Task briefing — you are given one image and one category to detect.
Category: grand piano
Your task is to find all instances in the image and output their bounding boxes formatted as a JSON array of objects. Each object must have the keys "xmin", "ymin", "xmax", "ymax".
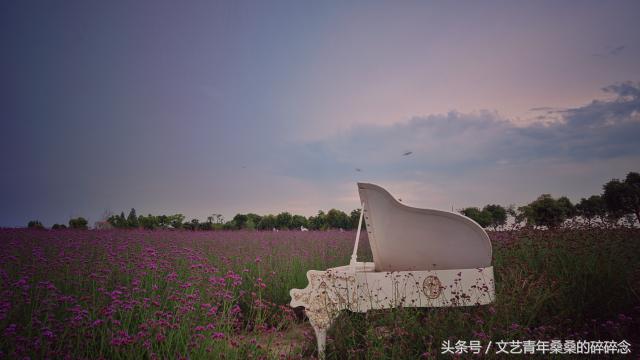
[{"xmin": 290, "ymin": 183, "xmax": 495, "ymax": 358}]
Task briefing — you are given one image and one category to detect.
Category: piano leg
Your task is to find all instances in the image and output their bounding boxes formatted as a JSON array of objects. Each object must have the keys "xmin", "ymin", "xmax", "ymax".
[
  {"xmin": 311, "ymin": 320, "xmax": 327, "ymax": 359},
  {"xmin": 290, "ymin": 270, "xmax": 355, "ymax": 359},
  {"xmin": 306, "ymin": 308, "xmax": 336, "ymax": 360}
]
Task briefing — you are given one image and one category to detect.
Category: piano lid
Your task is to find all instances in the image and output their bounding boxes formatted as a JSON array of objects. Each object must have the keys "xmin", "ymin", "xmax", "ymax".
[{"xmin": 357, "ymin": 183, "xmax": 493, "ymax": 272}]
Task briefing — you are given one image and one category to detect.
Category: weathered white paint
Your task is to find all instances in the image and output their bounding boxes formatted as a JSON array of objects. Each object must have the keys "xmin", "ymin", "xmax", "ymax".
[{"xmin": 290, "ymin": 183, "xmax": 496, "ymax": 359}]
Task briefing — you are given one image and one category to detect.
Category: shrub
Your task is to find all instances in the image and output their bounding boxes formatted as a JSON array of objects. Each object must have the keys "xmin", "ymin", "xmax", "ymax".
[
  {"xmin": 68, "ymin": 217, "xmax": 88, "ymax": 229},
  {"xmin": 27, "ymin": 220, "xmax": 45, "ymax": 230}
]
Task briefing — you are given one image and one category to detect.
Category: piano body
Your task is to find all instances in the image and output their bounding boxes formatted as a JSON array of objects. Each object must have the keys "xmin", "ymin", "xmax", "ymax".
[{"xmin": 290, "ymin": 183, "xmax": 495, "ymax": 358}]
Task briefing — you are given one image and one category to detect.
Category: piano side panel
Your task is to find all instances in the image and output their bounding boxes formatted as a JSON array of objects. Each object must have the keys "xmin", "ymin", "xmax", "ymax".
[
  {"xmin": 351, "ymin": 267, "xmax": 495, "ymax": 312},
  {"xmin": 290, "ymin": 265, "xmax": 495, "ymax": 316}
]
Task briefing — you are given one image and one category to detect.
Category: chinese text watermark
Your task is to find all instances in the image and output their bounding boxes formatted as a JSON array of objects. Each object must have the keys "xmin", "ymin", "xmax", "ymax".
[{"xmin": 441, "ymin": 339, "xmax": 631, "ymax": 355}]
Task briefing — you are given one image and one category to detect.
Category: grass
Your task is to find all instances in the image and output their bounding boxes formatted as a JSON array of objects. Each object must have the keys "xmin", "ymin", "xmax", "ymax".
[{"xmin": 0, "ymin": 227, "xmax": 638, "ymax": 359}]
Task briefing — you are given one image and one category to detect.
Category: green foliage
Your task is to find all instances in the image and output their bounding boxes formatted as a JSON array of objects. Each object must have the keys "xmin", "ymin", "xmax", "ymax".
[
  {"xmin": 460, "ymin": 207, "xmax": 492, "ymax": 228},
  {"xmin": 116, "ymin": 212, "xmax": 127, "ymax": 228},
  {"xmin": 106, "ymin": 210, "xmax": 185, "ymax": 229},
  {"xmin": 222, "ymin": 221, "xmax": 236, "ymax": 230},
  {"xmin": 186, "ymin": 218, "xmax": 200, "ymax": 230},
  {"xmin": 127, "ymin": 208, "xmax": 139, "ymax": 228},
  {"xmin": 232, "ymin": 214, "xmax": 248, "ymax": 229},
  {"xmin": 68, "ymin": 217, "xmax": 88, "ymax": 229},
  {"xmin": 308, "ymin": 211, "xmax": 327, "ymax": 230},
  {"xmin": 245, "ymin": 213, "xmax": 261, "ymax": 229},
  {"xmin": 169, "ymin": 214, "xmax": 185, "ymax": 229},
  {"xmin": 326, "ymin": 209, "xmax": 351, "ymax": 229},
  {"xmin": 518, "ymin": 194, "xmax": 575, "ymax": 229},
  {"xmin": 275, "ymin": 212, "xmax": 293, "ymax": 230},
  {"xmin": 482, "ymin": 204, "xmax": 507, "ymax": 229},
  {"xmin": 27, "ymin": 220, "xmax": 45, "ymax": 229},
  {"xmin": 349, "ymin": 208, "xmax": 367, "ymax": 231},
  {"xmin": 576, "ymin": 195, "xmax": 606, "ymax": 222},
  {"xmin": 557, "ymin": 196, "xmax": 576, "ymax": 218},
  {"xmin": 137, "ymin": 214, "xmax": 158, "ymax": 230},
  {"xmin": 291, "ymin": 214, "xmax": 308, "ymax": 229},
  {"xmin": 603, "ymin": 172, "xmax": 640, "ymax": 222},
  {"xmin": 257, "ymin": 214, "xmax": 276, "ymax": 230},
  {"xmin": 244, "ymin": 217, "xmax": 256, "ymax": 230},
  {"xmin": 226, "ymin": 213, "xmax": 263, "ymax": 230},
  {"xmin": 198, "ymin": 221, "xmax": 213, "ymax": 231}
]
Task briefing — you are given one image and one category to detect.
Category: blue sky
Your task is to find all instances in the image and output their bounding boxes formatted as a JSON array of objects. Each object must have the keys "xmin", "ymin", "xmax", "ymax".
[{"xmin": 1, "ymin": 1, "xmax": 639, "ymax": 226}]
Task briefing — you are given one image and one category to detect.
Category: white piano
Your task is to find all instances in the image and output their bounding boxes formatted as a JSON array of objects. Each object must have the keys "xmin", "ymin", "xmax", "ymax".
[{"xmin": 290, "ymin": 183, "xmax": 495, "ymax": 358}]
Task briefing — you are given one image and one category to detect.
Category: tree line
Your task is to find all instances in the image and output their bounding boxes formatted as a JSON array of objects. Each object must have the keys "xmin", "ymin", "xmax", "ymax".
[
  {"xmin": 27, "ymin": 217, "xmax": 89, "ymax": 230},
  {"xmin": 97, "ymin": 208, "xmax": 364, "ymax": 231},
  {"xmin": 459, "ymin": 171, "xmax": 639, "ymax": 229},
  {"xmin": 27, "ymin": 171, "xmax": 638, "ymax": 231}
]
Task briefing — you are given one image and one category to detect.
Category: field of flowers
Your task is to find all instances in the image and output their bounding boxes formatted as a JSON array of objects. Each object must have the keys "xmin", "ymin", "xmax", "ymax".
[{"xmin": 1, "ymin": 227, "xmax": 639, "ymax": 359}]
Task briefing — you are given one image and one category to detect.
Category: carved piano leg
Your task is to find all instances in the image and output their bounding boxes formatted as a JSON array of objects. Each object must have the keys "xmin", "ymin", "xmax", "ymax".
[
  {"xmin": 305, "ymin": 307, "xmax": 337, "ymax": 360},
  {"xmin": 290, "ymin": 270, "xmax": 354, "ymax": 359},
  {"xmin": 310, "ymin": 318, "xmax": 327, "ymax": 359}
]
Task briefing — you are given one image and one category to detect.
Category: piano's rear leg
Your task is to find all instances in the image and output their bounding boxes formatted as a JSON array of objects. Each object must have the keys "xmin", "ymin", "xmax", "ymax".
[
  {"xmin": 290, "ymin": 270, "xmax": 353, "ymax": 359},
  {"xmin": 306, "ymin": 309, "xmax": 336, "ymax": 360},
  {"xmin": 311, "ymin": 321, "xmax": 327, "ymax": 359}
]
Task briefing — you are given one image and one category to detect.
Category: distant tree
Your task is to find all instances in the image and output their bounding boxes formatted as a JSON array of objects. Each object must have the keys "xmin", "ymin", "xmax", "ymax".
[
  {"xmin": 51, "ymin": 224, "xmax": 67, "ymax": 230},
  {"xmin": 27, "ymin": 220, "xmax": 45, "ymax": 230},
  {"xmin": 276, "ymin": 212, "xmax": 293, "ymax": 230},
  {"xmin": 199, "ymin": 221, "xmax": 213, "ymax": 231},
  {"xmin": 603, "ymin": 172, "xmax": 640, "ymax": 222},
  {"xmin": 117, "ymin": 212, "xmax": 127, "ymax": 228},
  {"xmin": 106, "ymin": 215, "xmax": 118, "ymax": 227},
  {"xmin": 326, "ymin": 209, "xmax": 350, "ymax": 229},
  {"xmin": 350, "ymin": 209, "xmax": 366, "ymax": 230},
  {"xmin": 169, "ymin": 214, "xmax": 185, "ymax": 229},
  {"xmin": 518, "ymin": 194, "xmax": 574, "ymax": 229},
  {"xmin": 576, "ymin": 195, "xmax": 607, "ymax": 224},
  {"xmin": 244, "ymin": 217, "xmax": 256, "ymax": 230},
  {"xmin": 222, "ymin": 221, "xmax": 236, "ymax": 230},
  {"xmin": 257, "ymin": 214, "xmax": 276, "ymax": 230},
  {"xmin": 138, "ymin": 214, "xmax": 158, "ymax": 230},
  {"xmin": 291, "ymin": 214, "xmax": 308, "ymax": 229},
  {"xmin": 179, "ymin": 218, "xmax": 197, "ymax": 230},
  {"xmin": 246, "ymin": 213, "xmax": 262, "ymax": 229},
  {"xmin": 308, "ymin": 211, "xmax": 327, "ymax": 230},
  {"xmin": 557, "ymin": 196, "xmax": 577, "ymax": 219},
  {"xmin": 482, "ymin": 204, "xmax": 507, "ymax": 229},
  {"xmin": 460, "ymin": 207, "xmax": 492, "ymax": 228},
  {"xmin": 232, "ymin": 214, "xmax": 249, "ymax": 229},
  {"xmin": 69, "ymin": 217, "xmax": 88, "ymax": 229},
  {"xmin": 156, "ymin": 215, "xmax": 169, "ymax": 229},
  {"xmin": 127, "ymin": 208, "xmax": 139, "ymax": 228},
  {"xmin": 515, "ymin": 205, "xmax": 533, "ymax": 227}
]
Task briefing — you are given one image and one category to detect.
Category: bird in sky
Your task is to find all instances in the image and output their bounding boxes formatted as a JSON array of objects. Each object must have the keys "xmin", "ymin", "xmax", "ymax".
[
  {"xmin": 355, "ymin": 168, "xmax": 362, "ymax": 172},
  {"xmin": 402, "ymin": 151, "xmax": 413, "ymax": 156}
]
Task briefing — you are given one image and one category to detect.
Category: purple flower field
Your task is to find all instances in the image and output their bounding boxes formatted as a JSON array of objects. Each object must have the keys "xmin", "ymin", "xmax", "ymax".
[
  {"xmin": 1, "ymin": 228, "xmax": 639, "ymax": 359},
  {"xmin": 0, "ymin": 229, "xmax": 361, "ymax": 359}
]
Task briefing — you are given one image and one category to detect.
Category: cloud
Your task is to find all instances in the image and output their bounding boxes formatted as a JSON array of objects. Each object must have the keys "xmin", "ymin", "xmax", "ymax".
[
  {"xmin": 592, "ymin": 45, "xmax": 626, "ymax": 57},
  {"xmin": 609, "ymin": 45, "xmax": 625, "ymax": 55},
  {"xmin": 280, "ymin": 81, "xmax": 640, "ymax": 183}
]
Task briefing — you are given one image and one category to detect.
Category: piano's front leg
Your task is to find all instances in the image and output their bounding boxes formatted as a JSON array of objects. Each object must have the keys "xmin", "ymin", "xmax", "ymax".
[{"xmin": 290, "ymin": 269, "xmax": 356, "ymax": 359}]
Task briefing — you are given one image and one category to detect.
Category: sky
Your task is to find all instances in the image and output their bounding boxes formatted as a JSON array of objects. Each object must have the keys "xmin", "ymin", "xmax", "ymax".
[{"xmin": 1, "ymin": 0, "xmax": 639, "ymax": 227}]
